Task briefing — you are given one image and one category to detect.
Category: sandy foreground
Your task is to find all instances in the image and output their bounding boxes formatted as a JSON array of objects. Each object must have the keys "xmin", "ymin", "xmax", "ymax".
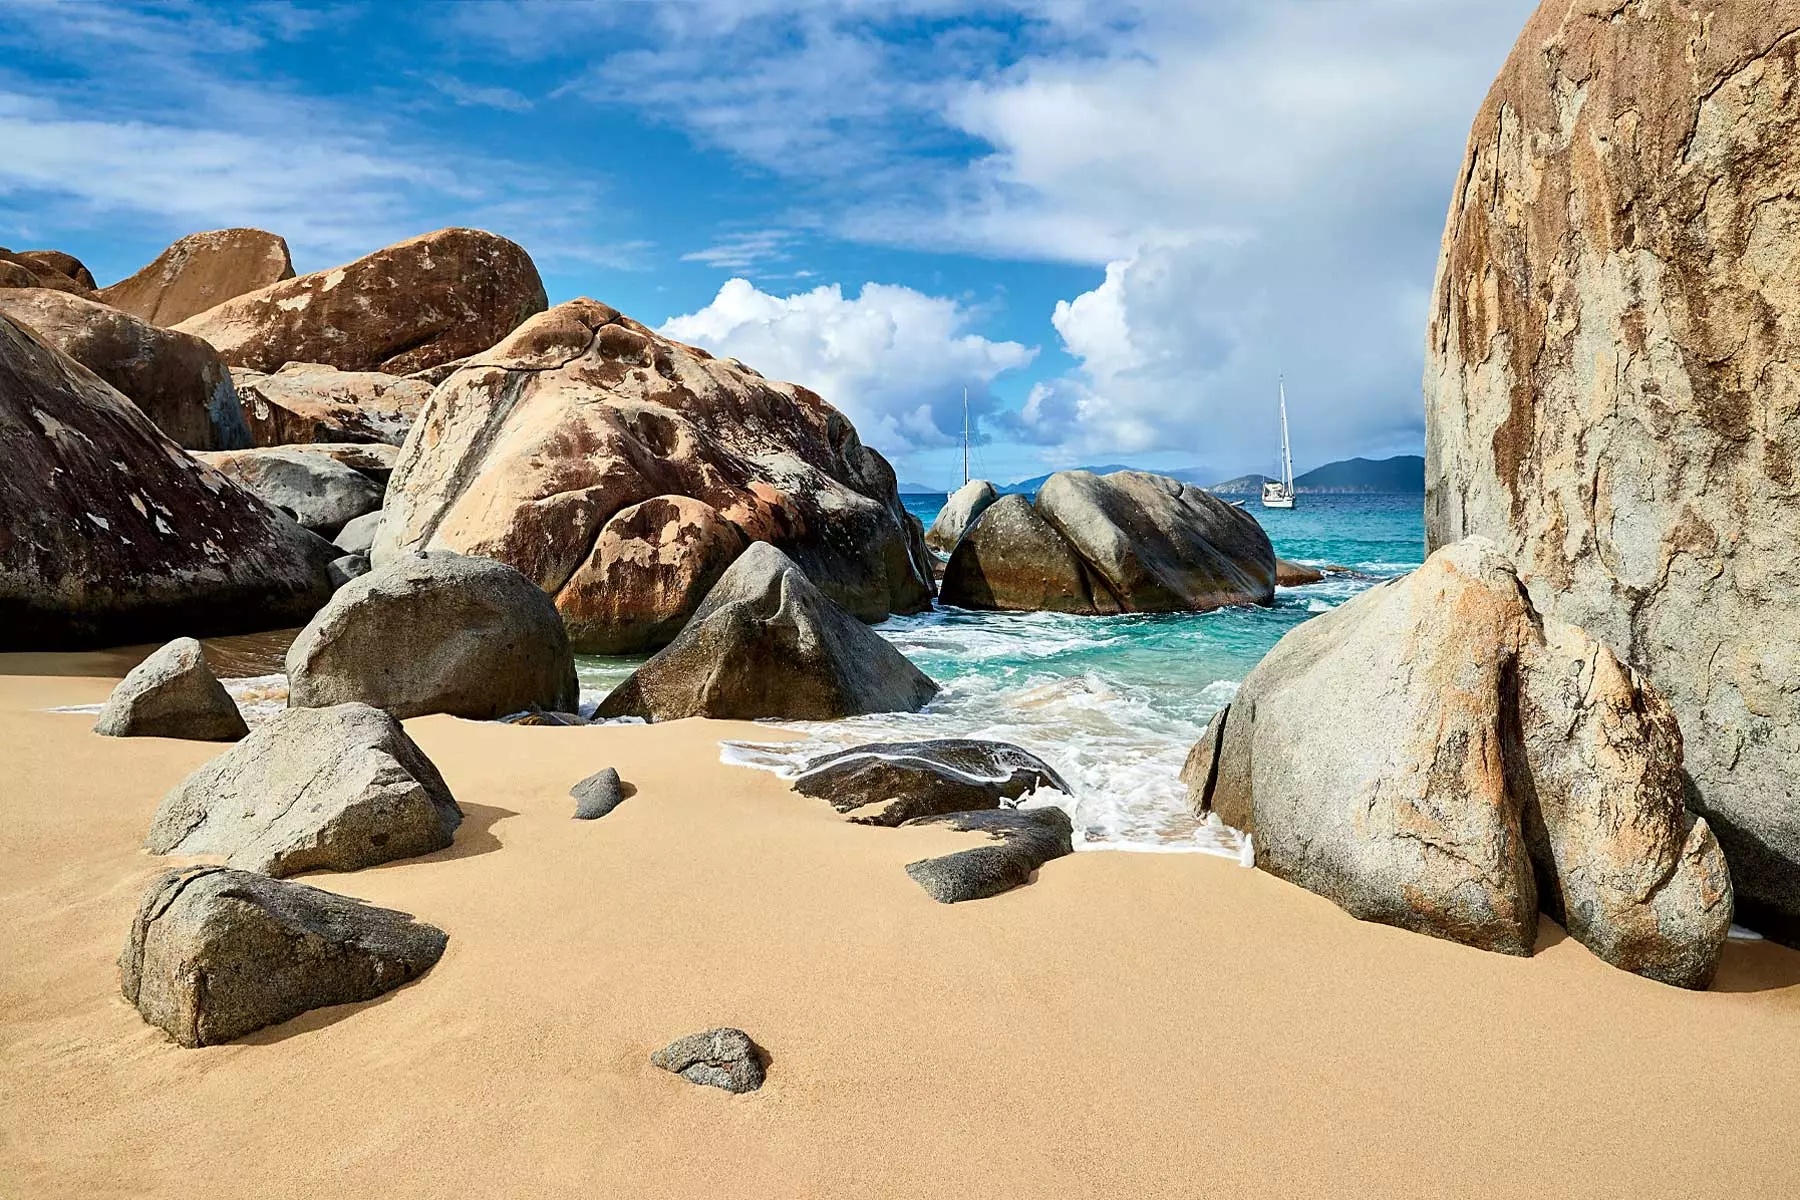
[{"xmin": 2, "ymin": 654, "xmax": 1799, "ymax": 1199}]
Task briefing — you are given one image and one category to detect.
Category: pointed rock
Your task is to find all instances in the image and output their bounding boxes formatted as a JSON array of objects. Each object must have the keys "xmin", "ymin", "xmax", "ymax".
[{"xmin": 94, "ymin": 637, "xmax": 247, "ymax": 742}]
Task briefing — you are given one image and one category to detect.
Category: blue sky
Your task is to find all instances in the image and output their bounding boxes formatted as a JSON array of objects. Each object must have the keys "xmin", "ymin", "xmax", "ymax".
[{"xmin": 0, "ymin": 0, "xmax": 1536, "ymax": 490}]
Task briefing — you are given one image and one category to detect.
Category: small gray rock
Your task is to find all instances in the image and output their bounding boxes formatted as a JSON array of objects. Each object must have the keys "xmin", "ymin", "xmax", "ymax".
[
  {"xmin": 327, "ymin": 553, "xmax": 371, "ymax": 588},
  {"xmin": 333, "ymin": 510, "xmax": 385, "ymax": 556},
  {"xmin": 120, "ymin": 865, "xmax": 448, "ymax": 1047},
  {"xmin": 903, "ymin": 806, "xmax": 1075, "ymax": 903},
  {"xmin": 571, "ymin": 767, "xmax": 623, "ymax": 820},
  {"xmin": 650, "ymin": 1027, "xmax": 765, "ymax": 1093},
  {"xmin": 93, "ymin": 637, "xmax": 247, "ymax": 742}
]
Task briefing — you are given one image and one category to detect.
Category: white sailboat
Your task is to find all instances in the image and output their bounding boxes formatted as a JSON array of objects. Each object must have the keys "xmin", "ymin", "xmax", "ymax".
[{"xmin": 1261, "ymin": 377, "xmax": 1297, "ymax": 510}]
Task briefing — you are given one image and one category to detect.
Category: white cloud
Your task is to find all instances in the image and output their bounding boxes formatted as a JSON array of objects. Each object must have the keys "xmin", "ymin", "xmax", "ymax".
[
  {"xmin": 662, "ymin": 277, "xmax": 1036, "ymax": 451},
  {"xmin": 680, "ymin": 230, "xmax": 794, "ymax": 271}
]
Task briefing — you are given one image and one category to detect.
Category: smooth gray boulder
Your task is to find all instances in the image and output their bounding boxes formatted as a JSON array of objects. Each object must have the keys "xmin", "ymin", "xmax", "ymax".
[
  {"xmin": 93, "ymin": 637, "xmax": 247, "ymax": 742},
  {"xmin": 595, "ymin": 543, "xmax": 938, "ymax": 722},
  {"xmin": 939, "ymin": 494, "xmax": 1117, "ymax": 614},
  {"xmin": 194, "ymin": 446, "xmax": 381, "ymax": 535},
  {"xmin": 903, "ymin": 806, "xmax": 1075, "ymax": 903},
  {"xmin": 650, "ymin": 1027, "xmax": 765, "ymax": 1093},
  {"xmin": 925, "ymin": 479, "xmax": 998, "ymax": 553},
  {"xmin": 287, "ymin": 551, "xmax": 579, "ymax": 721},
  {"xmin": 332, "ymin": 510, "xmax": 384, "ymax": 556},
  {"xmin": 571, "ymin": 767, "xmax": 623, "ymax": 820},
  {"xmin": 327, "ymin": 553, "xmax": 370, "ymax": 589},
  {"xmin": 145, "ymin": 702, "xmax": 463, "ymax": 878},
  {"xmin": 793, "ymin": 739, "xmax": 1071, "ymax": 827},
  {"xmin": 120, "ymin": 865, "xmax": 447, "ymax": 1047}
]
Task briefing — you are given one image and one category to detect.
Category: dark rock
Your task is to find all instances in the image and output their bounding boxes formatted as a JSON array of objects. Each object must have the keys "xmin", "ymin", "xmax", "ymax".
[
  {"xmin": 94, "ymin": 637, "xmax": 247, "ymax": 742},
  {"xmin": 903, "ymin": 806, "xmax": 1076, "ymax": 903},
  {"xmin": 571, "ymin": 767, "xmax": 624, "ymax": 820},
  {"xmin": 940, "ymin": 493, "xmax": 1118, "ymax": 614},
  {"xmin": 327, "ymin": 554, "xmax": 371, "ymax": 588},
  {"xmin": 11, "ymin": 250, "xmax": 96, "ymax": 290},
  {"xmin": 500, "ymin": 709, "xmax": 591, "ymax": 727},
  {"xmin": 650, "ymin": 1027, "xmax": 765, "ymax": 1093},
  {"xmin": 194, "ymin": 446, "xmax": 382, "ymax": 535},
  {"xmin": 793, "ymin": 739, "xmax": 1071, "ymax": 827}
]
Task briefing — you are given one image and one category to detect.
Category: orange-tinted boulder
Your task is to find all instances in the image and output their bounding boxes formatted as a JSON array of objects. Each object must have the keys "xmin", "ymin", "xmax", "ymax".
[{"xmin": 98, "ymin": 228, "xmax": 294, "ymax": 326}]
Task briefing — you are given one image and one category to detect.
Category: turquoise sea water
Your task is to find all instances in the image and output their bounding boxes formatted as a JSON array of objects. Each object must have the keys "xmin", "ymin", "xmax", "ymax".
[{"xmin": 581, "ymin": 493, "xmax": 1426, "ymax": 852}]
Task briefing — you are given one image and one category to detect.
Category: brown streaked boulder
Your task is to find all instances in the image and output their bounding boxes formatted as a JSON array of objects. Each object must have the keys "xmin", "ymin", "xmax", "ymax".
[
  {"xmin": 231, "ymin": 361, "xmax": 432, "ymax": 447},
  {"xmin": 940, "ymin": 493, "xmax": 1118, "ymax": 614},
  {"xmin": 0, "ymin": 249, "xmax": 90, "ymax": 295},
  {"xmin": 10, "ymin": 250, "xmax": 95, "ymax": 289},
  {"xmin": 175, "ymin": 227, "xmax": 546, "ymax": 375},
  {"xmin": 97, "ymin": 227, "xmax": 294, "ymax": 326},
  {"xmin": 925, "ymin": 479, "xmax": 998, "ymax": 553}
]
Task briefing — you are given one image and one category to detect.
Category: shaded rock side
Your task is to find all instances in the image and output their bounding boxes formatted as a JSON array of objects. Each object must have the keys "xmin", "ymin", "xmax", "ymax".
[
  {"xmin": 286, "ymin": 551, "xmax": 579, "ymax": 720},
  {"xmin": 98, "ymin": 228, "xmax": 295, "ymax": 327},
  {"xmin": 174, "ymin": 227, "xmax": 546, "ymax": 375},
  {"xmin": 939, "ymin": 493, "xmax": 1120, "ymax": 614},
  {"xmin": 232, "ymin": 362, "xmax": 432, "ymax": 447},
  {"xmin": 374, "ymin": 298, "xmax": 933, "ymax": 643},
  {"xmin": 0, "ymin": 287, "xmax": 250, "ymax": 450},
  {"xmin": 650, "ymin": 1028, "xmax": 766, "ymax": 1093},
  {"xmin": 1422, "ymin": 0, "xmax": 1800, "ymax": 943},
  {"xmin": 1195, "ymin": 537, "xmax": 1731, "ymax": 988},
  {"xmin": 925, "ymin": 479, "xmax": 998, "ymax": 553},
  {"xmin": 793, "ymin": 739, "xmax": 1072, "ymax": 826},
  {"xmin": 0, "ymin": 313, "xmax": 335, "ymax": 651},
  {"xmin": 9, "ymin": 249, "xmax": 96, "ymax": 290},
  {"xmin": 120, "ymin": 865, "xmax": 447, "ymax": 1047},
  {"xmin": 146, "ymin": 702, "xmax": 463, "ymax": 877},
  {"xmin": 596, "ymin": 542, "xmax": 938, "ymax": 722},
  {"xmin": 571, "ymin": 767, "xmax": 624, "ymax": 820},
  {"xmin": 194, "ymin": 446, "xmax": 382, "ymax": 535},
  {"xmin": 903, "ymin": 807, "xmax": 1076, "ymax": 903},
  {"xmin": 0, "ymin": 248, "xmax": 91, "ymax": 294},
  {"xmin": 94, "ymin": 637, "xmax": 248, "ymax": 742}
]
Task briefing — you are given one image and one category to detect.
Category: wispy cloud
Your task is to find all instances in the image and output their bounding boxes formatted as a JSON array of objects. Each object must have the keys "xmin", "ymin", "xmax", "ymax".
[
  {"xmin": 679, "ymin": 229, "xmax": 795, "ymax": 271},
  {"xmin": 427, "ymin": 75, "xmax": 535, "ymax": 113}
]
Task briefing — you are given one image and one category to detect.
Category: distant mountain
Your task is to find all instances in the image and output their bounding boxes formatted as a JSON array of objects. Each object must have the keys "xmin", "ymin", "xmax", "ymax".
[
  {"xmin": 897, "ymin": 482, "xmax": 945, "ymax": 495},
  {"xmin": 1213, "ymin": 455, "xmax": 1425, "ymax": 495}
]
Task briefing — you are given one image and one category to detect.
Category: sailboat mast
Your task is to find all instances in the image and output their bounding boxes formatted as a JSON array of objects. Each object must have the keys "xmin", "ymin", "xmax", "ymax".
[
  {"xmin": 962, "ymin": 387, "xmax": 970, "ymax": 487},
  {"xmin": 1279, "ymin": 377, "xmax": 1293, "ymax": 491}
]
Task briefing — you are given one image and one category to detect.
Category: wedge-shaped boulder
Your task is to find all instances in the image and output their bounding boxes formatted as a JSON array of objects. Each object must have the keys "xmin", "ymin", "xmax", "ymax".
[
  {"xmin": 596, "ymin": 543, "xmax": 937, "ymax": 722},
  {"xmin": 194, "ymin": 446, "xmax": 382, "ymax": 535},
  {"xmin": 98, "ymin": 228, "xmax": 295, "ymax": 326},
  {"xmin": 232, "ymin": 362, "xmax": 431, "ymax": 447},
  {"xmin": 287, "ymin": 551, "xmax": 579, "ymax": 720},
  {"xmin": 175, "ymin": 227, "xmax": 546, "ymax": 375},
  {"xmin": 0, "ymin": 313, "xmax": 334, "ymax": 651},
  {"xmin": 146, "ymin": 703, "xmax": 463, "ymax": 877},
  {"xmin": 1194, "ymin": 537, "xmax": 1732, "ymax": 988},
  {"xmin": 794, "ymin": 739, "xmax": 1071, "ymax": 826},
  {"xmin": 940, "ymin": 494, "xmax": 1119, "ymax": 614},
  {"xmin": 903, "ymin": 807, "xmax": 1075, "ymax": 903},
  {"xmin": 94, "ymin": 637, "xmax": 247, "ymax": 741},
  {"xmin": 120, "ymin": 865, "xmax": 447, "ymax": 1047},
  {"xmin": 925, "ymin": 479, "xmax": 998, "ymax": 553},
  {"xmin": 0, "ymin": 288, "xmax": 250, "ymax": 450}
]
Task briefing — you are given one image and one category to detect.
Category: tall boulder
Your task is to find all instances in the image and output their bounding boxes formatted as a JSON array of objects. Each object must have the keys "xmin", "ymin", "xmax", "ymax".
[
  {"xmin": 940, "ymin": 493, "xmax": 1120, "ymax": 614},
  {"xmin": 175, "ymin": 228, "xmax": 547, "ymax": 376},
  {"xmin": 374, "ymin": 299, "xmax": 933, "ymax": 648},
  {"xmin": 1192, "ymin": 538, "xmax": 1732, "ymax": 989},
  {"xmin": 925, "ymin": 479, "xmax": 998, "ymax": 552},
  {"xmin": 1424, "ymin": 1, "xmax": 1800, "ymax": 940},
  {"xmin": 0, "ymin": 288, "xmax": 250, "ymax": 450},
  {"xmin": 232, "ymin": 362, "xmax": 432, "ymax": 447},
  {"xmin": 98, "ymin": 228, "xmax": 295, "ymax": 326},
  {"xmin": 0, "ymin": 313, "xmax": 333, "ymax": 651}
]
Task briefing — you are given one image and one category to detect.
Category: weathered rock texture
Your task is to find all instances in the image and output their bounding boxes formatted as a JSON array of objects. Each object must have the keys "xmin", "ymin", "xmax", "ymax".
[
  {"xmin": 175, "ymin": 228, "xmax": 546, "ymax": 375},
  {"xmin": 571, "ymin": 767, "xmax": 624, "ymax": 820},
  {"xmin": 1275, "ymin": 559, "xmax": 1325, "ymax": 587},
  {"xmin": 98, "ymin": 228, "xmax": 295, "ymax": 327},
  {"xmin": 120, "ymin": 865, "xmax": 447, "ymax": 1047},
  {"xmin": 194, "ymin": 446, "xmax": 382, "ymax": 535},
  {"xmin": 596, "ymin": 543, "xmax": 938, "ymax": 722},
  {"xmin": 232, "ymin": 362, "xmax": 432, "ymax": 447},
  {"xmin": 940, "ymin": 494, "xmax": 1119, "ymax": 614},
  {"xmin": 0, "ymin": 249, "xmax": 91, "ymax": 294},
  {"xmin": 1192, "ymin": 538, "xmax": 1732, "ymax": 988},
  {"xmin": 287, "ymin": 551, "xmax": 579, "ymax": 720},
  {"xmin": 903, "ymin": 806, "xmax": 1076, "ymax": 904},
  {"xmin": 10, "ymin": 250, "xmax": 95, "ymax": 289},
  {"xmin": 925, "ymin": 479, "xmax": 998, "ymax": 553},
  {"xmin": 94, "ymin": 637, "xmax": 248, "ymax": 741},
  {"xmin": 793, "ymin": 739, "xmax": 1072, "ymax": 826},
  {"xmin": 0, "ymin": 288, "xmax": 250, "ymax": 450},
  {"xmin": 1424, "ymin": 0, "xmax": 1800, "ymax": 941},
  {"xmin": 374, "ymin": 299, "xmax": 933, "ymax": 647},
  {"xmin": 146, "ymin": 702, "xmax": 463, "ymax": 877},
  {"xmin": 0, "ymin": 314, "xmax": 334, "ymax": 650},
  {"xmin": 650, "ymin": 1028, "xmax": 765, "ymax": 1093}
]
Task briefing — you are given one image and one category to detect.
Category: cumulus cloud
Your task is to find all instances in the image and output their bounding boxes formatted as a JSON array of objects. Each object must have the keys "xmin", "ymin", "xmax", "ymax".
[{"xmin": 662, "ymin": 277, "xmax": 1036, "ymax": 452}]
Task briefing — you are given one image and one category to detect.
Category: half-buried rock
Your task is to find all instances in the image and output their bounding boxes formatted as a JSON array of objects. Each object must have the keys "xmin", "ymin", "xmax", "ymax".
[
  {"xmin": 287, "ymin": 551, "xmax": 579, "ymax": 721},
  {"xmin": 1191, "ymin": 537, "xmax": 1733, "ymax": 989},
  {"xmin": 145, "ymin": 702, "xmax": 462, "ymax": 877},
  {"xmin": 793, "ymin": 739, "xmax": 1071, "ymax": 826},
  {"xmin": 94, "ymin": 637, "xmax": 247, "ymax": 742},
  {"xmin": 596, "ymin": 543, "xmax": 938, "ymax": 722},
  {"xmin": 651, "ymin": 1028, "xmax": 765, "ymax": 1094},
  {"xmin": 195, "ymin": 446, "xmax": 382, "ymax": 536},
  {"xmin": 120, "ymin": 865, "xmax": 448, "ymax": 1047},
  {"xmin": 571, "ymin": 767, "xmax": 624, "ymax": 820},
  {"xmin": 904, "ymin": 807, "xmax": 1076, "ymax": 904}
]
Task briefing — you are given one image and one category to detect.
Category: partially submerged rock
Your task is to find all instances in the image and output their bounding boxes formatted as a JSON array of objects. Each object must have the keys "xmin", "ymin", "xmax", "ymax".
[
  {"xmin": 286, "ymin": 551, "xmax": 579, "ymax": 720},
  {"xmin": 793, "ymin": 739, "xmax": 1071, "ymax": 827},
  {"xmin": 571, "ymin": 767, "xmax": 624, "ymax": 820},
  {"xmin": 194, "ymin": 446, "xmax": 382, "ymax": 535},
  {"xmin": 903, "ymin": 807, "xmax": 1075, "ymax": 903},
  {"xmin": 650, "ymin": 1027, "xmax": 765, "ymax": 1093},
  {"xmin": 595, "ymin": 543, "xmax": 937, "ymax": 722},
  {"xmin": 501, "ymin": 709, "xmax": 590, "ymax": 728},
  {"xmin": 146, "ymin": 702, "xmax": 462, "ymax": 877},
  {"xmin": 1193, "ymin": 538, "xmax": 1732, "ymax": 988},
  {"xmin": 925, "ymin": 479, "xmax": 998, "ymax": 553},
  {"xmin": 97, "ymin": 228, "xmax": 295, "ymax": 327},
  {"xmin": 232, "ymin": 361, "xmax": 432, "ymax": 447},
  {"xmin": 1275, "ymin": 559, "xmax": 1324, "ymax": 587},
  {"xmin": 940, "ymin": 494, "xmax": 1117, "ymax": 614},
  {"xmin": 94, "ymin": 637, "xmax": 247, "ymax": 742},
  {"xmin": 120, "ymin": 865, "xmax": 447, "ymax": 1047}
]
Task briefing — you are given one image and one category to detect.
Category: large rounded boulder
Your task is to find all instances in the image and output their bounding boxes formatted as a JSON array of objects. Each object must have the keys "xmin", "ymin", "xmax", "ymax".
[
  {"xmin": 1424, "ymin": 1, "xmax": 1800, "ymax": 942},
  {"xmin": 941, "ymin": 493, "xmax": 1120, "ymax": 614},
  {"xmin": 97, "ymin": 227, "xmax": 295, "ymax": 326},
  {"xmin": 174, "ymin": 227, "xmax": 546, "ymax": 376},
  {"xmin": 925, "ymin": 479, "xmax": 998, "ymax": 553},
  {"xmin": 286, "ymin": 551, "xmax": 580, "ymax": 720},
  {"xmin": 374, "ymin": 299, "xmax": 933, "ymax": 649},
  {"xmin": 0, "ymin": 313, "xmax": 333, "ymax": 651}
]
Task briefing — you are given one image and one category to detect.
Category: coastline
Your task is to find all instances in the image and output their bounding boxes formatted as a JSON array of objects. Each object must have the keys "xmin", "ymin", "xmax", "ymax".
[{"xmin": 5, "ymin": 658, "xmax": 1799, "ymax": 1198}]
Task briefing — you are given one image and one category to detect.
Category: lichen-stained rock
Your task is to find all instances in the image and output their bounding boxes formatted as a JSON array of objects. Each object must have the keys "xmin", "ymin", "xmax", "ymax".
[
  {"xmin": 194, "ymin": 447, "xmax": 382, "ymax": 535},
  {"xmin": 120, "ymin": 865, "xmax": 448, "ymax": 1047},
  {"xmin": 94, "ymin": 637, "xmax": 248, "ymax": 742},
  {"xmin": 0, "ymin": 313, "xmax": 334, "ymax": 651},
  {"xmin": 232, "ymin": 362, "xmax": 432, "ymax": 447},
  {"xmin": 174, "ymin": 228, "xmax": 546, "ymax": 376},
  {"xmin": 0, "ymin": 288, "xmax": 251, "ymax": 450},
  {"xmin": 939, "ymin": 494, "xmax": 1119, "ymax": 614},
  {"xmin": 925, "ymin": 479, "xmax": 998, "ymax": 553},
  {"xmin": 374, "ymin": 298, "xmax": 933, "ymax": 636},
  {"xmin": 1196, "ymin": 538, "xmax": 1732, "ymax": 988},
  {"xmin": 98, "ymin": 228, "xmax": 295, "ymax": 327},
  {"xmin": 794, "ymin": 739, "xmax": 1072, "ymax": 827},
  {"xmin": 1424, "ymin": 1, "xmax": 1800, "ymax": 941}
]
